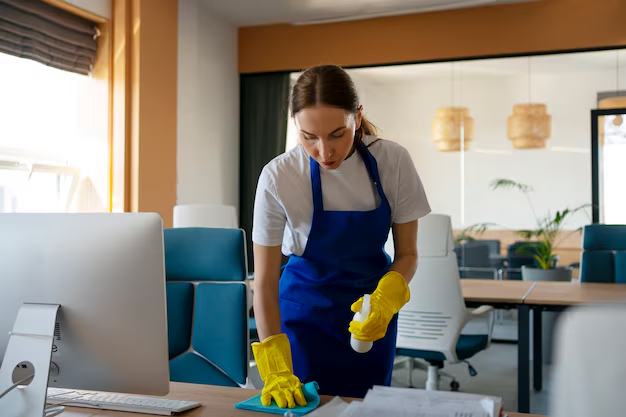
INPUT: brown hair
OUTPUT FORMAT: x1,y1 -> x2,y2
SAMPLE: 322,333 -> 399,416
290,65 -> 378,148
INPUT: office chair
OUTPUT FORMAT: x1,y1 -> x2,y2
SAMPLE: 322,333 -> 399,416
454,241 -> 497,279
506,241 -> 541,280
172,204 -> 257,340
579,224 -> 626,283
164,227 -> 251,387
475,239 -> 501,258
550,304 -> 626,417
396,213 -> 495,391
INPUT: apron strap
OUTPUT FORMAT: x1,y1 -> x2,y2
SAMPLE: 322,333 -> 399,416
357,143 -> 387,204
310,156 -> 324,212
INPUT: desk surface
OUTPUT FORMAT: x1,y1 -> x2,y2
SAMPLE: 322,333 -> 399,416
524,281 -> 626,305
461,279 -> 534,304
60,382 -> 542,417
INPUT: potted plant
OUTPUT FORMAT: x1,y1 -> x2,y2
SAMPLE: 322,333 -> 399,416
490,178 -> 589,283
491,179 -> 590,364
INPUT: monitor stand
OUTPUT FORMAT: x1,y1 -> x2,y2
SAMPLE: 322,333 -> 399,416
0,303 -> 60,417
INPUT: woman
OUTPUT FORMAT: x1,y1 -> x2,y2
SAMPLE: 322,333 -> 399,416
251,65 -> 431,408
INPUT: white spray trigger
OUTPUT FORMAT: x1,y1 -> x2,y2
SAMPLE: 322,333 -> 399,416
360,294 -> 371,324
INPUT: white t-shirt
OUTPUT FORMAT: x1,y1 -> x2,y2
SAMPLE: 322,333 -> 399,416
252,136 -> 431,256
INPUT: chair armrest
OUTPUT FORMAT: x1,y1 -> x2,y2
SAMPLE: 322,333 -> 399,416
471,305 -> 494,316
465,305 -> 496,346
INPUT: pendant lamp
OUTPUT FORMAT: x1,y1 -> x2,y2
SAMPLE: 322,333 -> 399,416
507,58 -> 552,149
432,63 -> 474,152
600,97 -> 626,128
432,107 -> 474,152
507,103 -> 552,149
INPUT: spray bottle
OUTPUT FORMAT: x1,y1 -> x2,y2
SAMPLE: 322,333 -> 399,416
350,294 -> 373,353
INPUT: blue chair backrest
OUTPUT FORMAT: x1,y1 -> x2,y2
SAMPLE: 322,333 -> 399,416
164,227 -> 248,387
580,225 -> 626,283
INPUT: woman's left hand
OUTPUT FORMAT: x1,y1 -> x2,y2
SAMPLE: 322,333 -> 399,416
348,271 -> 410,342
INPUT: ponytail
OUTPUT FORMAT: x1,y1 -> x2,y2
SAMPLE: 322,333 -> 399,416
354,116 -> 379,148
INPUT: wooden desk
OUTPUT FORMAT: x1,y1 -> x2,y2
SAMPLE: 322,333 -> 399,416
524,281 -> 626,306
459,279 -> 537,413
60,382 -> 543,417
461,279 -> 534,304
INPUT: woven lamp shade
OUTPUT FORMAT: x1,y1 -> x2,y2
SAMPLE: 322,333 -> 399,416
507,103 -> 552,149
431,107 -> 474,152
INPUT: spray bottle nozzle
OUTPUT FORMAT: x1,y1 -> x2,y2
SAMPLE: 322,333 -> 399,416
350,293 -> 374,354
360,294 -> 371,324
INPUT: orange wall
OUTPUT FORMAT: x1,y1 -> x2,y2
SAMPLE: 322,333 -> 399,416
239,0 -> 626,73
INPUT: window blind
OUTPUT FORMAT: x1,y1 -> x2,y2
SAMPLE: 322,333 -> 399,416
0,0 -> 98,76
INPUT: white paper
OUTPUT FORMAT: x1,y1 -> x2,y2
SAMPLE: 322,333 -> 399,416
306,396 -> 350,417
338,401 -> 485,417
304,386 -> 502,417
367,386 -> 501,417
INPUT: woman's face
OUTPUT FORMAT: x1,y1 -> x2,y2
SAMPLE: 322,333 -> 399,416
294,105 -> 362,170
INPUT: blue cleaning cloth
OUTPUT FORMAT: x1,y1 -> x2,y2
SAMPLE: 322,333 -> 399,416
234,382 -> 321,416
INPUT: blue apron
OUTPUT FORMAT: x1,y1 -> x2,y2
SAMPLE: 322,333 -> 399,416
279,143 -> 396,398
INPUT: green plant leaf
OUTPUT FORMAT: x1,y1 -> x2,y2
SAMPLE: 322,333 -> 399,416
516,230 -> 536,239
488,179 -> 592,269
490,179 -> 534,193
516,241 -> 553,269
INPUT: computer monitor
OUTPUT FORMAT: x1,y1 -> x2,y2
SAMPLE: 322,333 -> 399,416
0,213 -> 170,414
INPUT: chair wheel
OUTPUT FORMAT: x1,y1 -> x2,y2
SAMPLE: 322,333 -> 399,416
450,380 -> 460,391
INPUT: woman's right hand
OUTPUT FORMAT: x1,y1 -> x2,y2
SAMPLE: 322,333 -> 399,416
252,334 -> 307,408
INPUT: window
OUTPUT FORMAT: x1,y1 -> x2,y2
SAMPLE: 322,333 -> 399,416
0,52 -> 109,213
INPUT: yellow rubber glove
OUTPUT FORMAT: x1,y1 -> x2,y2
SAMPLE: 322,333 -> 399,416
348,271 -> 410,342
251,333 -> 307,409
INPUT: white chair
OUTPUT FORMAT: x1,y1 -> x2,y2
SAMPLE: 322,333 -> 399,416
173,204 -> 238,228
395,213 -> 495,391
550,304 -> 626,417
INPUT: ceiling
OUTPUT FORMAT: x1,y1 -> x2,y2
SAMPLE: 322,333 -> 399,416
346,49 -> 626,81
203,0 -> 530,27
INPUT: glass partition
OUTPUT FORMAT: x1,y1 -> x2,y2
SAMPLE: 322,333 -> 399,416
593,108 -> 626,224
343,49 -> 624,271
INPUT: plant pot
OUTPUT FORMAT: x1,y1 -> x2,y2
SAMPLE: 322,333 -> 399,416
521,266 -> 572,364
521,266 -> 572,282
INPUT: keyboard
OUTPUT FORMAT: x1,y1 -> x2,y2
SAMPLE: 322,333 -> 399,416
46,388 -> 202,416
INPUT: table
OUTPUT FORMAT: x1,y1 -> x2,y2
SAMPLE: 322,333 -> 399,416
460,280 -> 535,413
461,279 -> 534,305
524,281 -> 626,306
60,382 -> 544,417
520,281 -> 626,408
